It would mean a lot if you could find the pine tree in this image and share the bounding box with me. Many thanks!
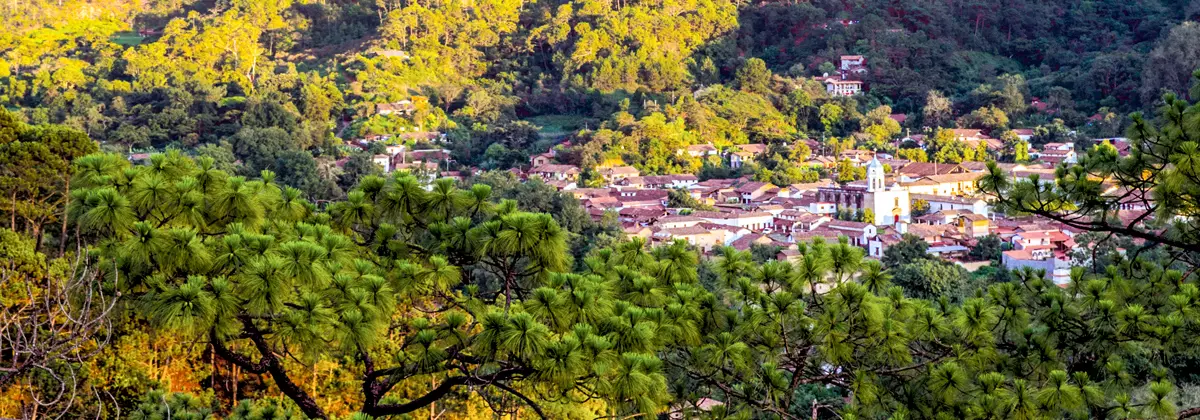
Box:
[70,153,688,418]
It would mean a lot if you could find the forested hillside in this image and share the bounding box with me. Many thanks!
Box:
[6,0,1200,418]
[3,0,1197,189]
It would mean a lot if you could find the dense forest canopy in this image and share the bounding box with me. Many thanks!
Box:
[2,0,1195,187]
[3,0,1196,125]
[7,0,1200,418]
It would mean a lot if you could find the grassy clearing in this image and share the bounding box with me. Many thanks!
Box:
[526,114,588,139]
[110,32,146,47]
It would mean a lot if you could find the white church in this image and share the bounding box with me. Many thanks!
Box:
[816,157,911,226]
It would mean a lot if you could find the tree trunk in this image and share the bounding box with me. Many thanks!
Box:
[504,268,514,313]
[213,325,327,418]
[232,363,239,408]
[244,324,326,418]
[33,223,43,253]
[59,181,70,257]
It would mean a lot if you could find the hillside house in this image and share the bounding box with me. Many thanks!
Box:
[376,100,414,116]
[901,172,983,196]
[911,193,989,217]
[529,164,581,182]
[840,55,866,71]
[599,166,640,182]
[824,78,863,96]
[682,144,718,157]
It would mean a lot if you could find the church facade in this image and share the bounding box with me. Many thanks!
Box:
[816,158,911,226]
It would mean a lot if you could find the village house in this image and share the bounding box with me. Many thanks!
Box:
[1002,249,1071,284]
[1104,186,1152,211]
[570,188,613,201]
[655,215,705,229]
[1035,143,1077,165]
[598,166,640,182]
[913,210,989,238]
[824,78,863,96]
[391,161,440,183]
[682,144,719,158]
[926,244,972,260]
[959,213,991,237]
[615,189,670,208]
[825,220,877,247]
[911,193,989,217]
[946,129,1003,150]
[1013,128,1035,141]
[730,233,782,251]
[804,155,839,169]
[894,162,969,181]
[1030,97,1049,113]
[905,223,955,246]
[623,224,654,240]
[690,211,775,232]
[949,129,985,142]
[655,226,724,252]
[372,154,392,172]
[1095,138,1131,156]
[729,143,768,168]
[840,55,867,73]
[376,100,414,116]
[396,149,452,166]
[776,182,826,198]
[901,172,983,196]
[838,149,876,165]
[618,207,667,225]
[530,152,553,167]
[1012,230,1055,252]
[529,164,581,182]
[620,174,699,189]
[736,182,776,203]
[867,225,904,258]
[915,209,971,225]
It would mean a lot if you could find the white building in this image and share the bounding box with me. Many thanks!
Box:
[691,211,775,232]
[840,55,866,71]
[911,193,989,218]
[1003,250,1072,285]
[824,78,862,96]
[864,158,911,225]
[372,154,392,172]
[815,157,911,226]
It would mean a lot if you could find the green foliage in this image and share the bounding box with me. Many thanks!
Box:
[70,153,672,418]
[128,391,214,420]
[980,81,1200,257]
[882,234,931,268]
[735,58,772,95]
[890,258,971,299]
[9,0,1200,417]
[970,234,1004,262]
[958,105,1010,131]
[672,242,1200,419]
[923,90,953,127]
[835,158,865,183]
[0,110,97,252]
[929,128,985,164]
[897,147,928,163]
[667,188,715,211]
